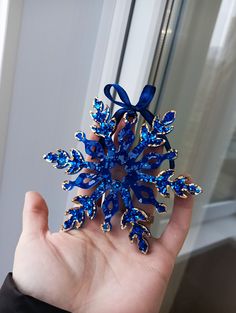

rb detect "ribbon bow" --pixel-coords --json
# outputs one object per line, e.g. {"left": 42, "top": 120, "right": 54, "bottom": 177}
{"left": 104, "top": 83, "right": 156, "bottom": 125}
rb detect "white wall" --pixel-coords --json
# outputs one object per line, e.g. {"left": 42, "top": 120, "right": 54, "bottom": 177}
{"left": 0, "top": 0, "right": 104, "bottom": 282}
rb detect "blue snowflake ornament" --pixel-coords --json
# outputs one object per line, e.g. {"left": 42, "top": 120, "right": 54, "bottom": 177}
{"left": 44, "top": 84, "right": 202, "bottom": 254}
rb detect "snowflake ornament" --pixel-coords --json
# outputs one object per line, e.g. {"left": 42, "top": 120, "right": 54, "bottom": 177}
{"left": 44, "top": 84, "right": 202, "bottom": 254}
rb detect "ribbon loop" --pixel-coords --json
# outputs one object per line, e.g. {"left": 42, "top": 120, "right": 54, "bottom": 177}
{"left": 136, "top": 85, "right": 156, "bottom": 110}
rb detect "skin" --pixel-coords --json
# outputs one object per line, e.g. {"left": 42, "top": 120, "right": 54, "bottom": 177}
{"left": 13, "top": 123, "right": 194, "bottom": 313}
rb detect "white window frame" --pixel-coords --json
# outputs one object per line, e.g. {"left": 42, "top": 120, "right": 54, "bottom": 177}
{"left": 0, "top": 0, "right": 23, "bottom": 187}
{"left": 76, "top": 0, "right": 134, "bottom": 134}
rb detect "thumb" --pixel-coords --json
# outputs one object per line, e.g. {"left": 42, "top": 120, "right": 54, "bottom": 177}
{"left": 22, "top": 191, "right": 49, "bottom": 236}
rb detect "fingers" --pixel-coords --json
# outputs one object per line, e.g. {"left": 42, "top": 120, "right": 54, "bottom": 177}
{"left": 22, "top": 191, "right": 49, "bottom": 236}
{"left": 158, "top": 190, "right": 194, "bottom": 258}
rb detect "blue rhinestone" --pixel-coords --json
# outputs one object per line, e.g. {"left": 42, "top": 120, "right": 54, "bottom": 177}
{"left": 102, "top": 222, "right": 111, "bottom": 232}
{"left": 138, "top": 238, "right": 148, "bottom": 254}
{"left": 62, "top": 180, "right": 74, "bottom": 191}
{"left": 63, "top": 219, "right": 74, "bottom": 229}
{"left": 75, "top": 132, "right": 84, "bottom": 141}
{"left": 195, "top": 186, "right": 202, "bottom": 194}
{"left": 94, "top": 98, "right": 103, "bottom": 110}
{"left": 43, "top": 152, "right": 57, "bottom": 162}
{"left": 162, "top": 111, "right": 176, "bottom": 125}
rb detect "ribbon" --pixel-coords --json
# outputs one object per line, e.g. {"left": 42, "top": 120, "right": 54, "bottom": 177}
{"left": 104, "top": 84, "right": 156, "bottom": 126}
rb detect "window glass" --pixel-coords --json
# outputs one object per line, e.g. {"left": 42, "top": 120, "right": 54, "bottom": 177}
{"left": 150, "top": 1, "right": 236, "bottom": 312}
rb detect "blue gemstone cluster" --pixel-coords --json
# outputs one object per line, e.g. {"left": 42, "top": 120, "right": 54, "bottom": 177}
{"left": 44, "top": 96, "right": 202, "bottom": 254}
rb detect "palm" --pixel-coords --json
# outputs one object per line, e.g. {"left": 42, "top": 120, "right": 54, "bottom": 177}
{"left": 13, "top": 191, "right": 192, "bottom": 313}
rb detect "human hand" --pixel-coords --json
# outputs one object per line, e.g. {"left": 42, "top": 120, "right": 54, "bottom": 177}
{"left": 13, "top": 125, "right": 194, "bottom": 313}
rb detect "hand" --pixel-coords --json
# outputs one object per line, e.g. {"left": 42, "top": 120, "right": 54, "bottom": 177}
{"left": 13, "top": 127, "right": 194, "bottom": 313}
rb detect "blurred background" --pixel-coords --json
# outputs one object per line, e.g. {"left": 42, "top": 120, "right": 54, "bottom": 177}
{"left": 0, "top": 0, "right": 235, "bottom": 312}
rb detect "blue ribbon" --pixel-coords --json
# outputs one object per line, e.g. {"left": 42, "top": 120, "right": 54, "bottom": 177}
{"left": 104, "top": 84, "right": 156, "bottom": 125}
